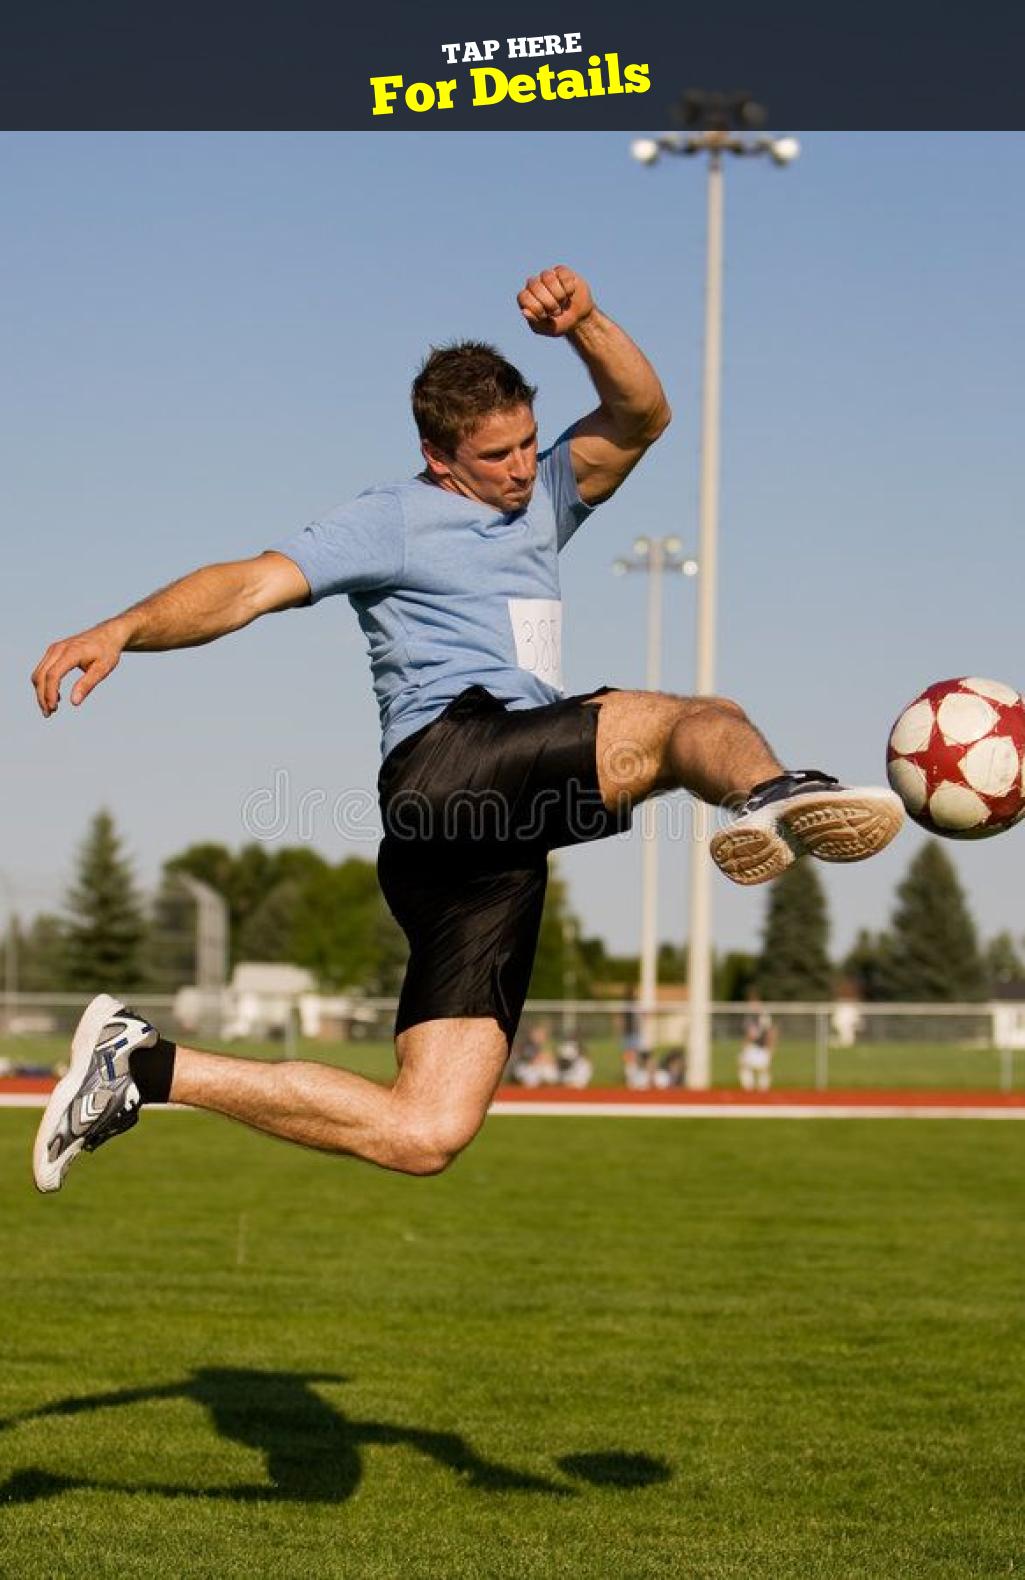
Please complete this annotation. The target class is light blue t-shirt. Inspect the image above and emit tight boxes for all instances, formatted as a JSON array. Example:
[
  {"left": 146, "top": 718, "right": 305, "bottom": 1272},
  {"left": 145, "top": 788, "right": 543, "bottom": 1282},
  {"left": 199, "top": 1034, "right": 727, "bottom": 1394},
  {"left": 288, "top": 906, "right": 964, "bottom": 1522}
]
[{"left": 273, "top": 435, "right": 595, "bottom": 760}]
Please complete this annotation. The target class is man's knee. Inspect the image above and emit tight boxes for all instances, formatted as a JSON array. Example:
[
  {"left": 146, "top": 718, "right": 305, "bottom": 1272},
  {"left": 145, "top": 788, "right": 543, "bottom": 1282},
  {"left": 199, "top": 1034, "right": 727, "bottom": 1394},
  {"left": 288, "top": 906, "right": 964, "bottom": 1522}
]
[{"left": 392, "top": 1110, "right": 479, "bottom": 1176}]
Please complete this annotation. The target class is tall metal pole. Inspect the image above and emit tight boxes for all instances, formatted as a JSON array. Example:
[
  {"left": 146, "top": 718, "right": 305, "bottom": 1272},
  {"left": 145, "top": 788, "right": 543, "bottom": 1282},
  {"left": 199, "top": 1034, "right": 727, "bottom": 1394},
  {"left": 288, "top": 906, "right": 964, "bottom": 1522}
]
[
  {"left": 630, "top": 113, "right": 798, "bottom": 1088},
  {"left": 686, "top": 151, "right": 725, "bottom": 1089},
  {"left": 612, "top": 537, "right": 696, "bottom": 1053},
  {"left": 639, "top": 538, "right": 664, "bottom": 1051}
]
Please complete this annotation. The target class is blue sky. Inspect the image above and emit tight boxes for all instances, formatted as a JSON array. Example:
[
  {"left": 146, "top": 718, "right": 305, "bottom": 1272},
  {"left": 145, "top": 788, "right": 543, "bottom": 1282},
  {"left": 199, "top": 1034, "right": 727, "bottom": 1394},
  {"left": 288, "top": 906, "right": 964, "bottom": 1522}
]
[{"left": 3, "top": 132, "right": 1024, "bottom": 961}]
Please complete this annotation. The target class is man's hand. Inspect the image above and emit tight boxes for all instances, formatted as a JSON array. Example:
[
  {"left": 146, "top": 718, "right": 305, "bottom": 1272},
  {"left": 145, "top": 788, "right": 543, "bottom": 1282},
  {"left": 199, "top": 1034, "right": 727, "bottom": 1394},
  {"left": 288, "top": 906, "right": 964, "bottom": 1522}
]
[
  {"left": 517, "top": 266, "right": 594, "bottom": 338},
  {"left": 30, "top": 554, "right": 310, "bottom": 719},
  {"left": 31, "top": 622, "right": 127, "bottom": 717}
]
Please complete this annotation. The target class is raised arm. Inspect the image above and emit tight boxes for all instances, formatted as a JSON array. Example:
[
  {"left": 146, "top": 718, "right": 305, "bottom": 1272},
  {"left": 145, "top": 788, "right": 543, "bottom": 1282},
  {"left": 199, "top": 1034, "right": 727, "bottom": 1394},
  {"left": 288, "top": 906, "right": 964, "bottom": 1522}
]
[
  {"left": 31, "top": 550, "right": 310, "bottom": 717},
  {"left": 517, "top": 265, "right": 671, "bottom": 505}
]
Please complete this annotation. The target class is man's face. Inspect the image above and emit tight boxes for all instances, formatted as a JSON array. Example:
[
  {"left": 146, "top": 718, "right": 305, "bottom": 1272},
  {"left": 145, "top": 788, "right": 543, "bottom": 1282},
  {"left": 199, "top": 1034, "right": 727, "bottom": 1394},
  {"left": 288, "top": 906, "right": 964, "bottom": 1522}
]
[{"left": 422, "top": 404, "right": 538, "bottom": 513}]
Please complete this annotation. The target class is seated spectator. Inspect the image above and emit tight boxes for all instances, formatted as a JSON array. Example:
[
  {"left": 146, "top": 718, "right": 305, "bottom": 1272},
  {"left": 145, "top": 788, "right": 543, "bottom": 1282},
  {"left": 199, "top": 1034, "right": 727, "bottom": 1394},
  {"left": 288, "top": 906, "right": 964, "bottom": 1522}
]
[
  {"left": 558, "top": 1037, "right": 593, "bottom": 1089},
  {"left": 654, "top": 1048, "right": 685, "bottom": 1089},
  {"left": 509, "top": 1023, "right": 559, "bottom": 1087},
  {"left": 623, "top": 1047, "right": 654, "bottom": 1090}
]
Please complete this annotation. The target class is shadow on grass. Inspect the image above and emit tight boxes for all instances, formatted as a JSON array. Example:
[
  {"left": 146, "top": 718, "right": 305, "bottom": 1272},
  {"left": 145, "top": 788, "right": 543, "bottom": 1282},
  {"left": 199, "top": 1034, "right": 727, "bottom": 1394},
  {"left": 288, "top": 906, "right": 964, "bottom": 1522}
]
[
  {"left": 557, "top": 1451, "right": 672, "bottom": 1489},
  {"left": 0, "top": 1368, "right": 670, "bottom": 1505}
]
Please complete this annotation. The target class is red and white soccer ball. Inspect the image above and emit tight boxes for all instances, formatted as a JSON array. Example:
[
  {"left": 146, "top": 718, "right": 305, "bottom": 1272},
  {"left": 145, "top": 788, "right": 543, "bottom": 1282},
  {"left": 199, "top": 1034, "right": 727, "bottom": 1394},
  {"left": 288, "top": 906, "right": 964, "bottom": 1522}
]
[{"left": 887, "top": 677, "right": 1025, "bottom": 839}]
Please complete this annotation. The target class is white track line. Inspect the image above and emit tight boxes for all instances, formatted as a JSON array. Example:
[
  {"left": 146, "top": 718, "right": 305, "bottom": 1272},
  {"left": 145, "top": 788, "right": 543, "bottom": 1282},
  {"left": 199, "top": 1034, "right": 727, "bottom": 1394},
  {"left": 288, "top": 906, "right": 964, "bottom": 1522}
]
[{"left": 490, "top": 1102, "right": 1025, "bottom": 1120}]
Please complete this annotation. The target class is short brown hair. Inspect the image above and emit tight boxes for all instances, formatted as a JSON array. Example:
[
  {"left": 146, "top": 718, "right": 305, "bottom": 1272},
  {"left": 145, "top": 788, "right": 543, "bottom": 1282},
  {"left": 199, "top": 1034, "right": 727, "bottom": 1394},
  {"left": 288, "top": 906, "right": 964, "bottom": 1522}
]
[{"left": 412, "top": 341, "right": 537, "bottom": 454}]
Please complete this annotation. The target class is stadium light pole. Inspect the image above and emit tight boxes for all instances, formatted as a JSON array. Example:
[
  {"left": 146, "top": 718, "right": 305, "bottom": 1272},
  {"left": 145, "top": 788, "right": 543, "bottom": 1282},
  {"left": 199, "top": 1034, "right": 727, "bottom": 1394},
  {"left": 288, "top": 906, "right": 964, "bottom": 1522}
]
[
  {"left": 631, "top": 96, "right": 799, "bottom": 1087},
  {"left": 613, "top": 537, "right": 699, "bottom": 1051}
]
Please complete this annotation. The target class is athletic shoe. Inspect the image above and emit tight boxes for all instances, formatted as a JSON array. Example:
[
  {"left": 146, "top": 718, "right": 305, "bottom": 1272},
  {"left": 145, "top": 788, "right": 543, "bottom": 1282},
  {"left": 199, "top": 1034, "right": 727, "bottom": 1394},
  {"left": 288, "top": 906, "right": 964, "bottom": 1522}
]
[
  {"left": 33, "top": 994, "right": 157, "bottom": 1193},
  {"left": 709, "top": 770, "right": 904, "bottom": 887}
]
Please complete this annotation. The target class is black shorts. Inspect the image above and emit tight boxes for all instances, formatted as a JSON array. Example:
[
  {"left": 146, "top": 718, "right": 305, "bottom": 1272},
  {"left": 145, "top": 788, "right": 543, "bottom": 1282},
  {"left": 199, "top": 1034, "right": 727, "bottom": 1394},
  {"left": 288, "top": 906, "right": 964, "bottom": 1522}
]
[{"left": 377, "top": 685, "right": 631, "bottom": 1043}]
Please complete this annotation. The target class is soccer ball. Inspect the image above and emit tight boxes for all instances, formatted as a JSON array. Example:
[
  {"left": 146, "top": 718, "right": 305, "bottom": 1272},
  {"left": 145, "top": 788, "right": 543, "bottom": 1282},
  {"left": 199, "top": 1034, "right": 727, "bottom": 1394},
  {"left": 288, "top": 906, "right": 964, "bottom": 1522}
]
[{"left": 886, "top": 677, "right": 1025, "bottom": 839}]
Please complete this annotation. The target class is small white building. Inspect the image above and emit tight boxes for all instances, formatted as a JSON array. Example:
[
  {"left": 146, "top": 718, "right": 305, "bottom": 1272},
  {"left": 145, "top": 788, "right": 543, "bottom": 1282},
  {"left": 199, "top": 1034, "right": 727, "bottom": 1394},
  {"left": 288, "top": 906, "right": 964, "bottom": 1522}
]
[
  {"left": 991, "top": 1000, "right": 1025, "bottom": 1050},
  {"left": 173, "top": 962, "right": 374, "bottom": 1043},
  {"left": 222, "top": 964, "right": 316, "bottom": 1040}
]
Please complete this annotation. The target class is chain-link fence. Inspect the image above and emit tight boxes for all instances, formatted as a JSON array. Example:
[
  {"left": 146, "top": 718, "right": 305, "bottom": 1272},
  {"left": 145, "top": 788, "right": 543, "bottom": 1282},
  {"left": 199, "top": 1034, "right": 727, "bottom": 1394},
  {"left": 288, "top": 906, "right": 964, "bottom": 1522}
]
[{"left": 2, "top": 992, "right": 1023, "bottom": 1091}]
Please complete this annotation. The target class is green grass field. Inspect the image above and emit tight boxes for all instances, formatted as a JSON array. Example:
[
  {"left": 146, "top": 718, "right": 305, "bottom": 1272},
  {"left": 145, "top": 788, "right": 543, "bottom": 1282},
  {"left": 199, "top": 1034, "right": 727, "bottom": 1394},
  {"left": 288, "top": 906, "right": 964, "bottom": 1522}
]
[
  {"left": 2, "top": 1033, "right": 1021, "bottom": 1090},
  {"left": 2, "top": 1108, "right": 1024, "bottom": 1578}
]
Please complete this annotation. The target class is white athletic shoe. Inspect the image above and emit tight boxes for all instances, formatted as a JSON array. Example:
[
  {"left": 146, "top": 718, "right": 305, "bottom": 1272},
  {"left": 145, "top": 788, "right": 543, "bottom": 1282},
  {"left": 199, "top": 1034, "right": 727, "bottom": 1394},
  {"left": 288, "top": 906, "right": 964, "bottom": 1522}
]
[
  {"left": 33, "top": 994, "right": 158, "bottom": 1194},
  {"left": 709, "top": 770, "right": 905, "bottom": 887}
]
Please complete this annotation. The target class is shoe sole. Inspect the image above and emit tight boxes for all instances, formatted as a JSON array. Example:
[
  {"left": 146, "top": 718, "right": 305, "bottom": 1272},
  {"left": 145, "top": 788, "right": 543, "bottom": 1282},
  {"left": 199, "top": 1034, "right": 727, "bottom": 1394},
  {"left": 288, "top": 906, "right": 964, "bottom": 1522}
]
[
  {"left": 783, "top": 789, "right": 905, "bottom": 863},
  {"left": 32, "top": 993, "right": 125, "bottom": 1194},
  {"left": 711, "top": 788, "right": 905, "bottom": 887}
]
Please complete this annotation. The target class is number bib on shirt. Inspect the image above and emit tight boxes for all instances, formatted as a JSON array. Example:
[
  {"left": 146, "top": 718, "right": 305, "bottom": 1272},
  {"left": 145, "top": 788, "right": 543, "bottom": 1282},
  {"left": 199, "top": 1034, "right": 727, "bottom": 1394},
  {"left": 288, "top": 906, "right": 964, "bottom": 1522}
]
[{"left": 508, "top": 598, "right": 564, "bottom": 691}]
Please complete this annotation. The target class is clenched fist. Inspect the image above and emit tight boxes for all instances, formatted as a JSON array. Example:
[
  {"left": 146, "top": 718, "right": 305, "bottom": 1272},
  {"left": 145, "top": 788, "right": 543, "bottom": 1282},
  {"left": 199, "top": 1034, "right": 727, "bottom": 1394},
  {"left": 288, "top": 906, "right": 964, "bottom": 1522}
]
[{"left": 517, "top": 266, "right": 594, "bottom": 338}]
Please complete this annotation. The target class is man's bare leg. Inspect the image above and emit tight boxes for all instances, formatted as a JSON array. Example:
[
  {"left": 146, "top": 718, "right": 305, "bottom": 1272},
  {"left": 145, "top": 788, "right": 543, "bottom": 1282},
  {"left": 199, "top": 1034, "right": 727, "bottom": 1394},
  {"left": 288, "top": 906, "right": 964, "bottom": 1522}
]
[
  {"left": 588, "top": 689, "right": 781, "bottom": 808},
  {"left": 170, "top": 1017, "right": 509, "bottom": 1174},
  {"left": 586, "top": 688, "right": 903, "bottom": 884}
]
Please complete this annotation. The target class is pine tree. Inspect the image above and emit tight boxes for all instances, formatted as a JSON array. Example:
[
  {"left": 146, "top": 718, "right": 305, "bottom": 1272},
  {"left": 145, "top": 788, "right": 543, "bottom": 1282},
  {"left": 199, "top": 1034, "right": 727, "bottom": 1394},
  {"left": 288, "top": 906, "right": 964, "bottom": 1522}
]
[
  {"left": 879, "top": 841, "right": 985, "bottom": 1002},
  {"left": 983, "top": 931, "right": 1025, "bottom": 994},
  {"left": 758, "top": 861, "right": 832, "bottom": 1001},
  {"left": 63, "top": 809, "right": 147, "bottom": 992},
  {"left": 841, "top": 929, "right": 892, "bottom": 1002}
]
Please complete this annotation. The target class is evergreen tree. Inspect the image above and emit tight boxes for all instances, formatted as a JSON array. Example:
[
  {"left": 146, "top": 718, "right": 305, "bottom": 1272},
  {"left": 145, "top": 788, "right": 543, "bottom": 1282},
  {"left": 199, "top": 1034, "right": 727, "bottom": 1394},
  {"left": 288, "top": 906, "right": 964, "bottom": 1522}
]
[
  {"left": 841, "top": 928, "right": 892, "bottom": 1002},
  {"left": 63, "top": 810, "right": 146, "bottom": 992},
  {"left": 758, "top": 861, "right": 832, "bottom": 1001},
  {"left": 879, "top": 841, "right": 985, "bottom": 1001},
  {"left": 983, "top": 931, "right": 1025, "bottom": 994}
]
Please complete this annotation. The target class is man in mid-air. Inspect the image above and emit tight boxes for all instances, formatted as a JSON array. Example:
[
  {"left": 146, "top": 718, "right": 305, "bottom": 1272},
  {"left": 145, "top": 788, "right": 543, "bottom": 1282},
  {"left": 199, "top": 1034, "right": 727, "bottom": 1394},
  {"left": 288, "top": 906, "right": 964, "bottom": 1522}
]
[{"left": 30, "top": 265, "right": 903, "bottom": 1190}]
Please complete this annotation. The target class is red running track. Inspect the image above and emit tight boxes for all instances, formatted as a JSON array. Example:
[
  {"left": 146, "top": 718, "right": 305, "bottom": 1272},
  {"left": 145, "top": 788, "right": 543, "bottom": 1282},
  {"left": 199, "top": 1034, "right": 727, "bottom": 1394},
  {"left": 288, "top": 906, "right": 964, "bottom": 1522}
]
[{"left": 494, "top": 1085, "right": 1025, "bottom": 1109}]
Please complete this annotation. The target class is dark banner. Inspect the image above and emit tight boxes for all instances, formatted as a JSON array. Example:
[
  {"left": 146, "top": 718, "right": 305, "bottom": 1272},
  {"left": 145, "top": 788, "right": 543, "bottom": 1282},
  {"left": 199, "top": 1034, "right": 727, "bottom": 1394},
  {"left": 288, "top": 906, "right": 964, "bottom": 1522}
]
[{"left": 4, "top": 0, "right": 1025, "bottom": 129}]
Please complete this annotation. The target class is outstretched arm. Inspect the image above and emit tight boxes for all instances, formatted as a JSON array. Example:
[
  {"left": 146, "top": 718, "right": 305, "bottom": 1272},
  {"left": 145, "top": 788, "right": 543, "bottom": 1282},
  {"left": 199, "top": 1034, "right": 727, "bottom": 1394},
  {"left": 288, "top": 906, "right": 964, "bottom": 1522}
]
[
  {"left": 31, "top": 550, "right": 310, "bottom": 717},
  {"left": 518, "top": 265, "right": 671, "bottom": 505}
]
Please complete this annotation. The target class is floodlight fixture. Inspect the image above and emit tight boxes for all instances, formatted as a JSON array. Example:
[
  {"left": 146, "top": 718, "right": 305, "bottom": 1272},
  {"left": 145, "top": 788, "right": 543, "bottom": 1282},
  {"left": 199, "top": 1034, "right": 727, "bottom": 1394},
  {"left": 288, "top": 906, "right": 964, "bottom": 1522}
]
[
  {"left": 767, "top": 136, "right": 800, "bottom": 166},
  {"left": 630, "top": 137, "right": 660, "bottom": 165}
]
